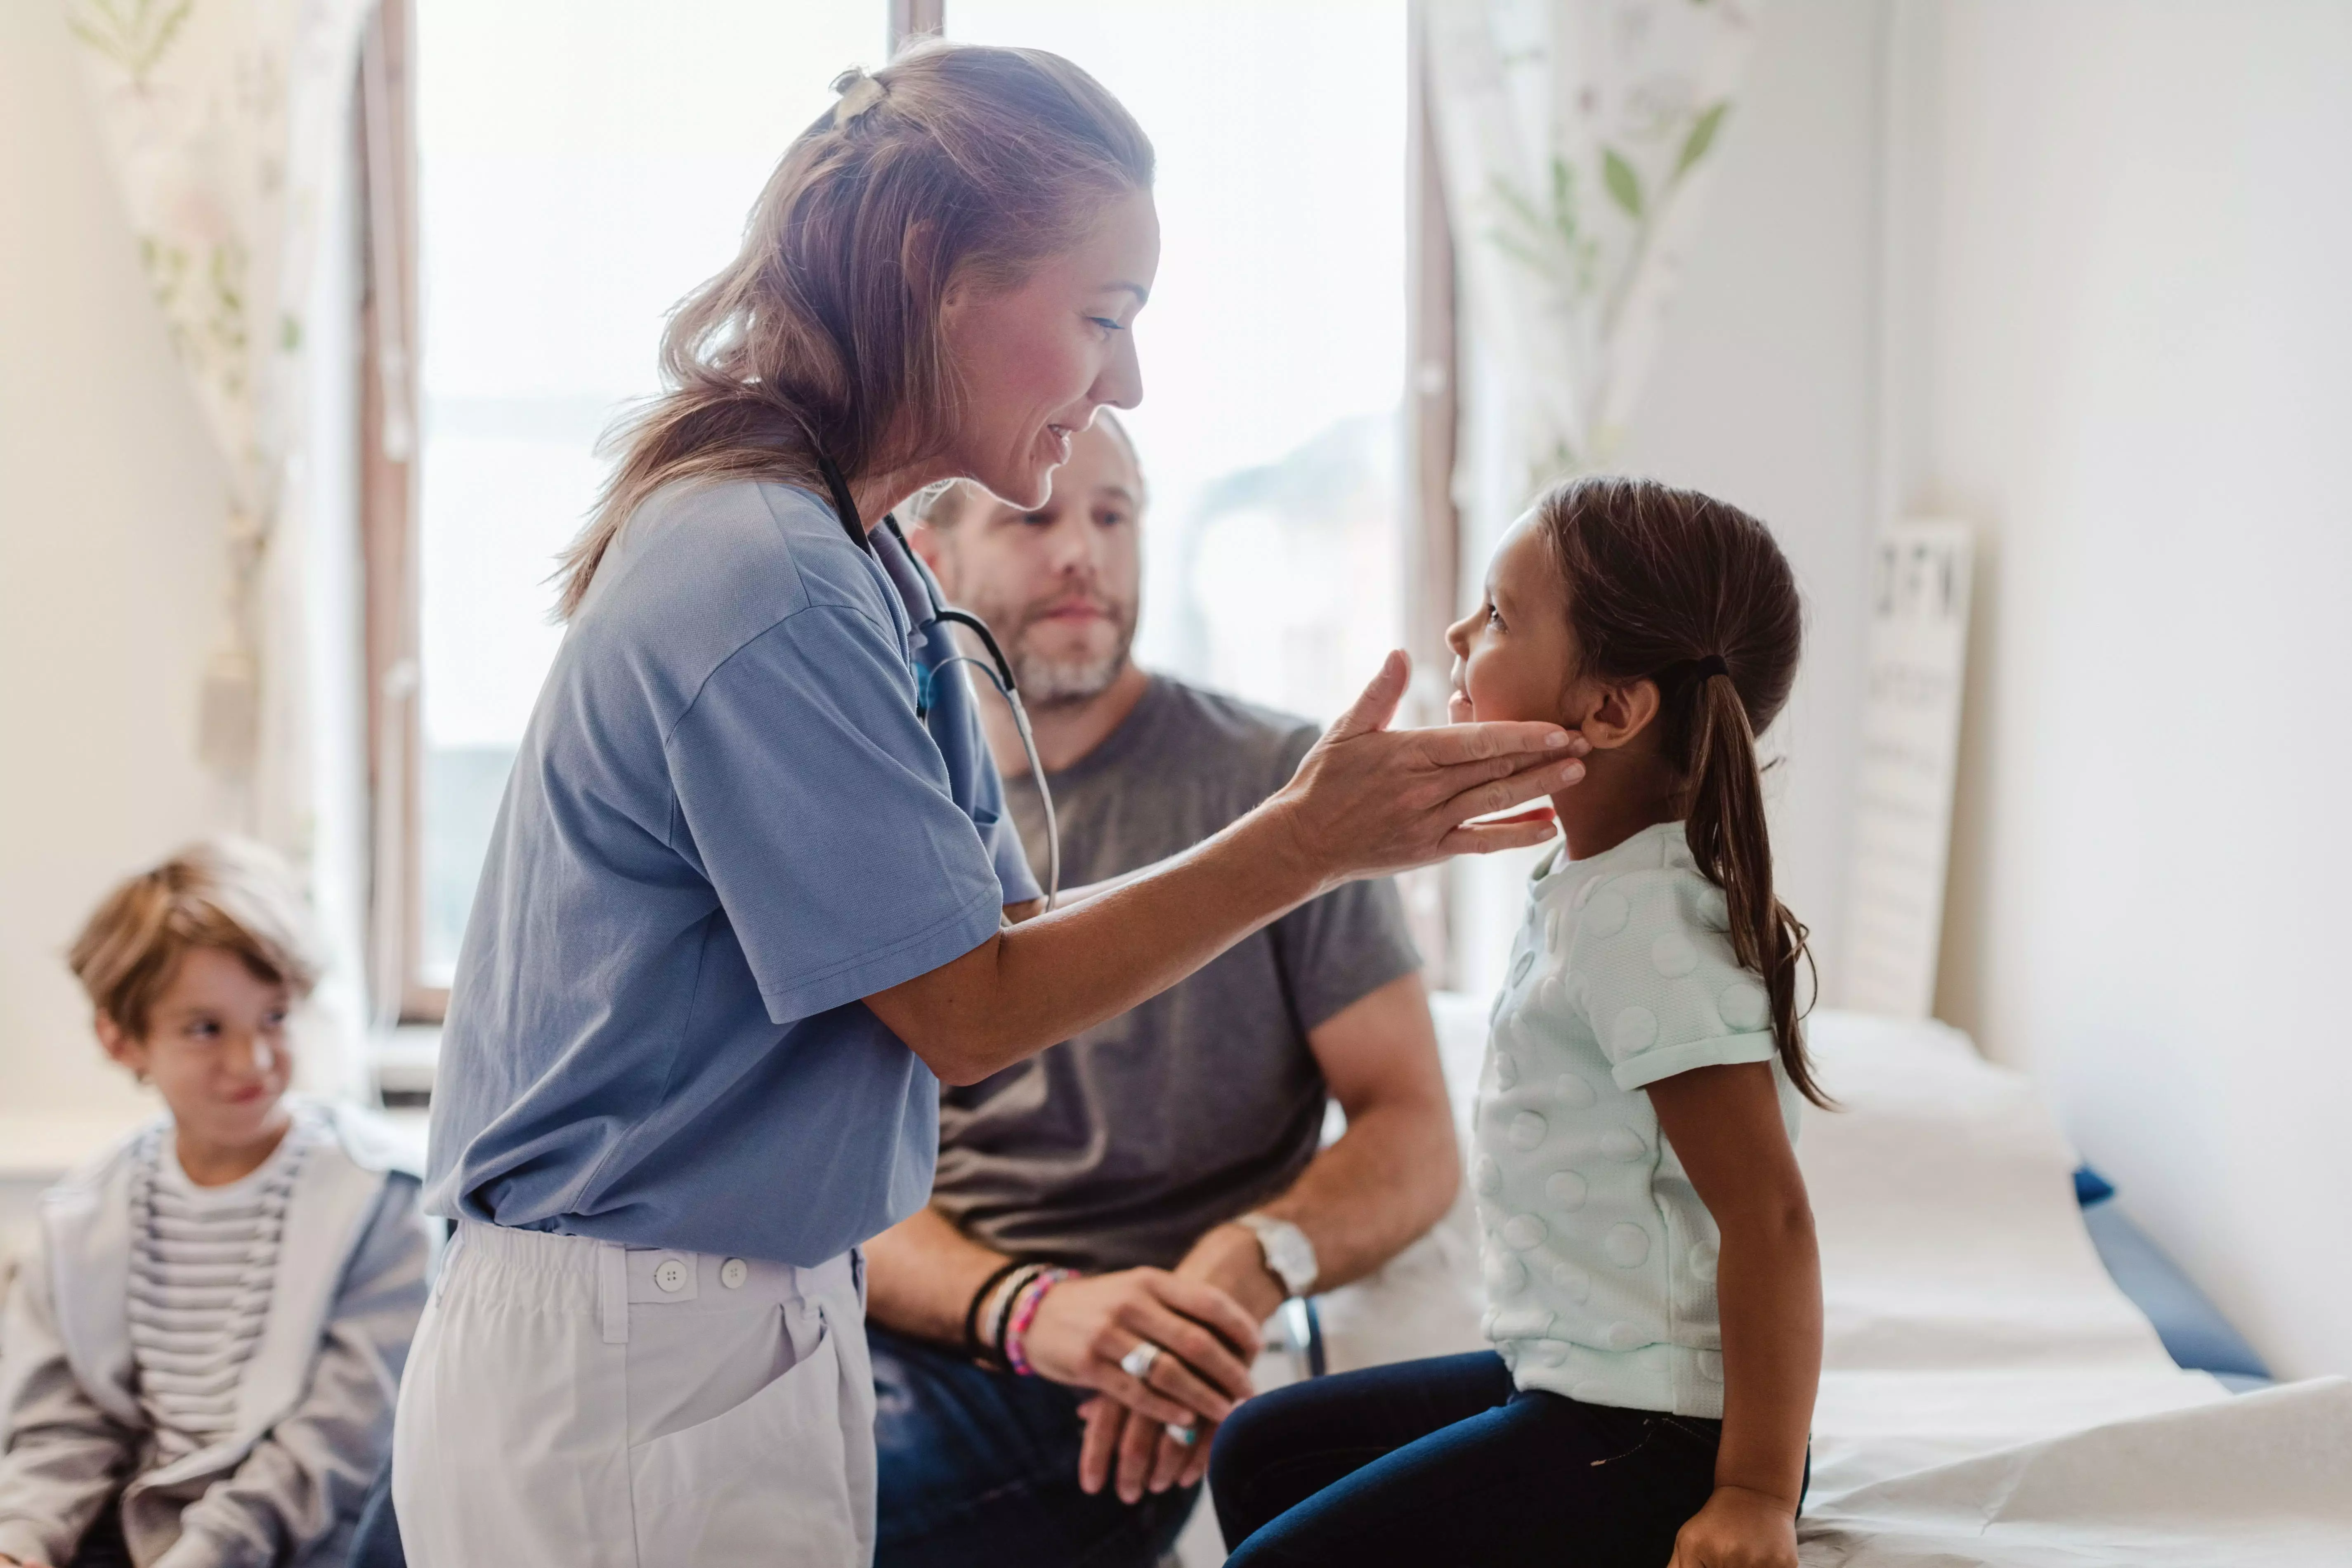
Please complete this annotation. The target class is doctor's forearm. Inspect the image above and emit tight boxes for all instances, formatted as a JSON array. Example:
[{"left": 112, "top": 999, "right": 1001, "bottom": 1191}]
[{"left": 868, "top": 808, "right": 1318, "bottom": 1084}]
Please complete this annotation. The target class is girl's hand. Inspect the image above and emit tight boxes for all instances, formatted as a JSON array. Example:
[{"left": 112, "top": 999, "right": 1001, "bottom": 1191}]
[{"left": 1667, "top": 1485, "right": 1800, "bottom": 1568}]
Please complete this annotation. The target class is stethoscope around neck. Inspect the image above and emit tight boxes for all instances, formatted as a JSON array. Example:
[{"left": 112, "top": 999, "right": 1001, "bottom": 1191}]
[{"left": 817, "top": 454, "right": 1061, "bottom": 912}]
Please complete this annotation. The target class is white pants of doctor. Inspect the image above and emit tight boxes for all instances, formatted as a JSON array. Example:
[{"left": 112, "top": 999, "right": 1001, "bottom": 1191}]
[{"left": 393, "top": 1221, "right": 874, "bottom": 1566}]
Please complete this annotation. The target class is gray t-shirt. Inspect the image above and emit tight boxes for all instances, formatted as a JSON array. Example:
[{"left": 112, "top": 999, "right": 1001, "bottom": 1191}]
[{"left": 928, "top": 675, "right": 1422, "bottom": 1273}]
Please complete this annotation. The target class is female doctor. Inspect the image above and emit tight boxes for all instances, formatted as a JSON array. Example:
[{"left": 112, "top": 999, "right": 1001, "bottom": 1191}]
[{"left": 392, "top": 42, "right": 1585, "bottom": 1568}]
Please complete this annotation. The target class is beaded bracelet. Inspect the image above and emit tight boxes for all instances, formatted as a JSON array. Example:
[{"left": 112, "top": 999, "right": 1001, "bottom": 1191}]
[
  {"left": 979, "top": 1263, "right": 1048, "bottom": 1369},
  {"left": 991, "top": 1264, "right": 1049, "bottom": 1369},
  {"left": 1003, "top": 1267, "right": 1077, "bottom": 1377},
  {"left": 962, "top": 1259, "right": 1029, "bottom": 1367}
]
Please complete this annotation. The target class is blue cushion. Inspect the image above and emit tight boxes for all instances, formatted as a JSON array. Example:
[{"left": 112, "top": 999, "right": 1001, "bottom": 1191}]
[
  {"left": 2072, "top": 1164, "right": 2117, "bottom": 1207},
  {"left": 2077, "top": 1197, "right": 2272, "bottom": 1383}
]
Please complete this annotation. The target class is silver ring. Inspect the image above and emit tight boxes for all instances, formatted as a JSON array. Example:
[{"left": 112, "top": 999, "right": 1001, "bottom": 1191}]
[
  {"left": 1119, "top": 1341, "right": 1163, "bottom": 1381},
  {"left": 1164, "top": 1421, "right": 1198, "bottom": 1447}
]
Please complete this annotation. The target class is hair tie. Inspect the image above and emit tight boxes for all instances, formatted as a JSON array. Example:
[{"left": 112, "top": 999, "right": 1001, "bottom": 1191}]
[
  {"left": 1692, "top": 653, "right": 1731, "bottom": 682},
  {"left": 831, "top": 68, "right": 888, "bottom": 128}
]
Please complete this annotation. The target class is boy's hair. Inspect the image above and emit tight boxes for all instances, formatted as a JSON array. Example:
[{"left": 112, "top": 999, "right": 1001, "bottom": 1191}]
[
  {"left": 1534, "top": 475, "right": 1828, "bottom": 1108},
  {"left": 67, "top": 838, "right": 323, "bottom": 1037}
]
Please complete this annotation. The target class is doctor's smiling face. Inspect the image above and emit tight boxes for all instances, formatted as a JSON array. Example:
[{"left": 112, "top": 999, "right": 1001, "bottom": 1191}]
[
  {"left": 915, "top": 417, "right": 1143, "bottom": 706},
  {"left": 938, "top": 186, "right": 1158, "bottom": 512}
]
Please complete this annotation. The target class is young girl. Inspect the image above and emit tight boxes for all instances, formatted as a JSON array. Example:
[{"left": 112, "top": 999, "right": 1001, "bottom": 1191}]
[
  {"left": 0, "top": 841, "right": 428, "bottom": 1568},
  {"left": 1208, "top": 476, "right": 1826, "bottom": 1568}
]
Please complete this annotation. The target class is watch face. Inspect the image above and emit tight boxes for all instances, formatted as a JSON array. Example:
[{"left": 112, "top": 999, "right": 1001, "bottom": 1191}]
[{"left": 1251, "top": 1218, "right": 1315, "bottom": 1295}]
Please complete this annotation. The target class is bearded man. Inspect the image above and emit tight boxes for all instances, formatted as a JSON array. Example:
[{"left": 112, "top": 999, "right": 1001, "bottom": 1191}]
[{"left": 866, "top": 415, "right": 1462, "bottom": 1567}]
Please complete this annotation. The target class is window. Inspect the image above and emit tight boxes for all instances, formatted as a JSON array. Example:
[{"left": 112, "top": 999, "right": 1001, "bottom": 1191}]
[
  {"left": 945, "top": 1, "right": 1411, "bottom": 725},
  {"left": 368, "top": 2, "right": 1450, "bottom": 1019},
  {"left": 406, "top": 0, "right": 886, "bottom": 996}
]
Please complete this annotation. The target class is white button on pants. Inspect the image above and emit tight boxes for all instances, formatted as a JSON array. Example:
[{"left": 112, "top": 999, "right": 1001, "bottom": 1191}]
[
  {"left": 720, "top": 1258, "right": 749, "bottom": 1290},
  {"left": 654, "top": 1257, "right": 688, "bottom": 1293}
]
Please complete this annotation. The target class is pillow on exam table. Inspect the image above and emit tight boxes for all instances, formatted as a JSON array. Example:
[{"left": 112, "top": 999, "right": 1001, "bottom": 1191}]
[{"left": 2072, "top": 1183, "right": 2272, "bottom": 1386}]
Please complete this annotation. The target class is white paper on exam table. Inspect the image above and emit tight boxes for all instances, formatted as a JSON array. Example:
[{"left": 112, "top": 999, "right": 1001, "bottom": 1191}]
[
  {"left": 1793, "top": 1011, "right": 2352, "bottom": 1568},
  {"left": 1252, "top": 1001, "right": 2352, "bottom": 1568}
]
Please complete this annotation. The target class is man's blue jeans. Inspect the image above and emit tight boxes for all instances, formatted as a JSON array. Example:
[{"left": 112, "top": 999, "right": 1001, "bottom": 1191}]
[{"left": 871, "top": 1326, "right": 1200, "bottom": 1567}]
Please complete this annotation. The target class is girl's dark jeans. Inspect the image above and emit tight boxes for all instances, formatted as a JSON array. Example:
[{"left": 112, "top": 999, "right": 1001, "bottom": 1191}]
[{"left": 1210, "top": 1351, "right": 1774, "bottom": 1568}]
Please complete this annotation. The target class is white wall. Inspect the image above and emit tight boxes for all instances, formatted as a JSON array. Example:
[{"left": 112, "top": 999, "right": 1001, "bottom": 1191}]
[
  {"left": 1901, "top": 0, "right": 2352, "bottom": 1379},
  {"left": 0, "top": 3, "right": 234, "bottom": 1158},
  {"left": 1451, "top": 0, "right": 1889, "bottom": 1003},
  {"left": 1616, "top": 0, "right": 1887, "bottom": 996}
]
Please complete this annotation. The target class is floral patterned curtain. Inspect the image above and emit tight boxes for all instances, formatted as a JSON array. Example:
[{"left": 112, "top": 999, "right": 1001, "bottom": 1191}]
[
  {"left": 1426, "top": 0, "right": 1763, "bottom": 564},
  {"left": 64, "top": 0, "right": 372, "bottom": 819},
  {"left": 1425, "top": 0, "right": 1764, "bottom": 993}
]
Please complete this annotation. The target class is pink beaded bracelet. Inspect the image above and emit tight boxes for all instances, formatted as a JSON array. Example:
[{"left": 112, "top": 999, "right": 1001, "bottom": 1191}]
[{"left": 1004, "top": 1267, "right": 1076, "bottom": 1377}]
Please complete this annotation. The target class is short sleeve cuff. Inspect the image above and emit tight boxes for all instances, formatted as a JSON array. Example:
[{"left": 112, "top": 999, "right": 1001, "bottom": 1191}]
[
  {"left": 1294, "top": 942, "right": 1422, "bottom": 1033},
  {"left": 1611, "top": 1030, "right": 1777, "bottom": 1092},
  {"left": 756, "top": 882, "right": 1005, "bottom": 1024},
  {"left": 990, "top": 822, "right": 1043, "bottom": 907}
]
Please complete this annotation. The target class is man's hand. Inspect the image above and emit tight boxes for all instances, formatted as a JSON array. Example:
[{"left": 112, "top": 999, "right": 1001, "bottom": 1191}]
[
  {"left": 1065, "top": 1225, "right": 1292, "bottom": 1504},
  {"left": 1020, "top": 1268, "right": 1261, "bottom": 1429},
  {"left": 1666, "top": 1485, "right": 1801, "bottom": 1568},
  {"left": 1077, "top": 1393, "right": 1216, "bottom": 1503},
  {"left": 1171, "top": 1221, "right": 1288, "bottom": 1326}
]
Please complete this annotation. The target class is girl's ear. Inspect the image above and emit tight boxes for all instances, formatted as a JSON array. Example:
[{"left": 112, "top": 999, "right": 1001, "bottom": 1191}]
[
  {"left": 94, "top": 1010, "right": 150, "bottom": 1078},
  {"left": 1579, "top": 677, "right": 1663, "bottom": 751}
]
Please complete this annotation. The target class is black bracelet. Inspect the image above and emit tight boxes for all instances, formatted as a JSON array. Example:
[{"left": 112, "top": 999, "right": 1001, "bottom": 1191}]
[
  {"left": 990, "top": 1263, "right": 1052, "bottom": 1370},
  {"left": 962, "top": 1259, "right": 1028, "bottom": 1366}
]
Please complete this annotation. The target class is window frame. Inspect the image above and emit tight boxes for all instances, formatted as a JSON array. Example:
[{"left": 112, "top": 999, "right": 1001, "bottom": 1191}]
[
  {"left": 359, "top": 0, "right": 436, "bottom": 1026},
  {"left": 359, "top": 0, "right": 1457, "bottom": 1023}
]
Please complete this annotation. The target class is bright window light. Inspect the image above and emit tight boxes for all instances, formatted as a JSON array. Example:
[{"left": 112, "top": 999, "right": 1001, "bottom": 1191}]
[
  {"left": 948, "top": 0, "right": 1410, "bottom": 724},
  {"left": 414, "top": 2, "right": 1407, "bottom": 985},
  {"left": 414, "top": 1, "right": 886, "bottom": 981}
]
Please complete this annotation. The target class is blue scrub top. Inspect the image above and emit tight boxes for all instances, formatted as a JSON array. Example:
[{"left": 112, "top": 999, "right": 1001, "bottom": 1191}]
[{"left": 423, "top": 480, "right": 1040, "bottom": 1266}]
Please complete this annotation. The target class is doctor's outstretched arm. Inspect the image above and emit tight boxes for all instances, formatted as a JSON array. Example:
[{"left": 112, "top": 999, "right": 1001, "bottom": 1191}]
[{"left": 865, "top": 652, "right": 1585, "bottom": 1085}]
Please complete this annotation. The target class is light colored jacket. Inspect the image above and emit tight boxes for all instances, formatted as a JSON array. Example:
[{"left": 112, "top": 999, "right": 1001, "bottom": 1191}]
[{"left": 0, "top": 1101, "right": 429, "bottom": 1568}]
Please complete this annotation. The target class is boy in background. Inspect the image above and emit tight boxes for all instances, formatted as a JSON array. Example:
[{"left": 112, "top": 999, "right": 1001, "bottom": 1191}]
[{"left": 0, "top": 840, "right": 427, "bottom": 1568}]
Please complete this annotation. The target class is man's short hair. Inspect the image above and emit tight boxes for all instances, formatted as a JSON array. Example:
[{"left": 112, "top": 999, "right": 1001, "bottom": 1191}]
[
  {"left": 68, "top": 838, "right": 323, "bottom": 1036},
  {"left": 909, "top": 409, "right": 1145, "bottom": 530}
]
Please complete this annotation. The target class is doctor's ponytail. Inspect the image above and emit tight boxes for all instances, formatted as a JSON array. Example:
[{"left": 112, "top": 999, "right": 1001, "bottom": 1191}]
[
  {"left": 1535, "top": 476, "right": 1829, "bottom": 1108},
  {"left": 557, "top": 42, "right": 1153, "bottom": 619}
]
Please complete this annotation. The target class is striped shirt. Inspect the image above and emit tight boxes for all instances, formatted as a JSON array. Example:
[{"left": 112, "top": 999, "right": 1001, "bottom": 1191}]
[{"left": 127, "top": 1112, "right": 316, "bottom": 1459}]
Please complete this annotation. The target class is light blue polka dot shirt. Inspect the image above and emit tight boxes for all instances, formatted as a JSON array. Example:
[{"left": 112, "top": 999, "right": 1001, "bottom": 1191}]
[{"left": 1472, "top": 821, "right": 1801, "bottom": 1418}]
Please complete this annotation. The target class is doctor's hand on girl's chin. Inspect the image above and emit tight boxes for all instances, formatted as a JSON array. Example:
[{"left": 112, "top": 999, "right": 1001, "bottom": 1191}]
[
  {"left": 1272, "top": 652, "right": 1584, "bottom": 886},
  {"left": 1666, "top": 1484, "right": 1802, "bottom": 1568}
]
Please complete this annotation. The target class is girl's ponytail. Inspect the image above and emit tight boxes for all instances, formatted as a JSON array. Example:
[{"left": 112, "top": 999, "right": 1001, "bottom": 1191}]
[
  {"left": 1682, "top": 664, "right": 1827, "bottom": 1108},
  {"left": 1536, "top": 475, "right": 1828, "bottom": 1108}
]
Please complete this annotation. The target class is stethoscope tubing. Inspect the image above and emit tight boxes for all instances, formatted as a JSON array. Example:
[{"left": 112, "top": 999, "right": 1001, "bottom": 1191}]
[{"left": 817, "top": 456, "right": 1061, "bottom": 912}]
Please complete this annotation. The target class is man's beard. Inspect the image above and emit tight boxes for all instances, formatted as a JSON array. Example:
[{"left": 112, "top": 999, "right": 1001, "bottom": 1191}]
[
  {"left": 970, "top": 593, "right": 1136, "bottom": 709},
  {"left": 1014, "top": 645, "right": 1130, "bottom": 706}
]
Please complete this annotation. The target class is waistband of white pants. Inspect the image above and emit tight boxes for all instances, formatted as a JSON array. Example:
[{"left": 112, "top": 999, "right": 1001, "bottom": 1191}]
[{"left": 448, "top": 1220, "right": 857, "bottom": 1345}]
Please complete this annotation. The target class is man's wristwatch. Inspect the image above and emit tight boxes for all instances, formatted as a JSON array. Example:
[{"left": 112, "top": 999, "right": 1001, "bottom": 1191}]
[{"left": 1236, "top": 1212, "right": 1318, "bottom": 1299}]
